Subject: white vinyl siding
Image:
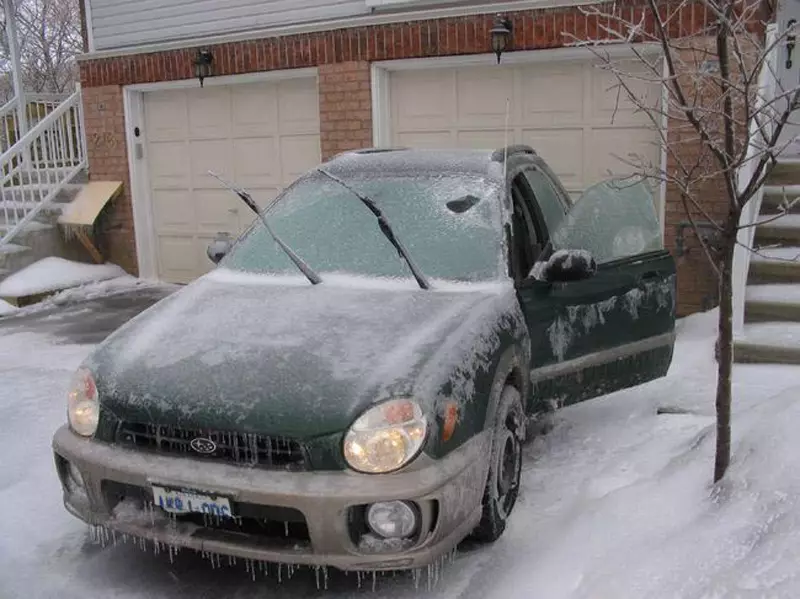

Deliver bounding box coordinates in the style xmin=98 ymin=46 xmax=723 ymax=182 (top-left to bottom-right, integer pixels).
xmin=88 ymin=0 xmax=368 ymax=51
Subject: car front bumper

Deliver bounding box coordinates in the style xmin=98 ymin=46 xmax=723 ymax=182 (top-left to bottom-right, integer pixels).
xmin=52 ymin=426 xmax=490 ymax=571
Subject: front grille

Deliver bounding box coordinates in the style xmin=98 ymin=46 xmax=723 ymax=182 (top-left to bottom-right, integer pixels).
xmin=116 ymin=422 xmax=307 ymax=471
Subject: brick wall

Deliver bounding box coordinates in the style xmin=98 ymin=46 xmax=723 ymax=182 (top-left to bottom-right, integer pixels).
xmin=81 ymin=86 xmax=137 ymax=275
xmin=318 ymin=62 xmax=372 ymax=160
xmin=78 ymin=0 xmax=765 ymax=314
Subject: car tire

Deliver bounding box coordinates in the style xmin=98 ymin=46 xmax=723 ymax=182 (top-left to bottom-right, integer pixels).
xmin=471 ymin=385 xmax=526 ymax=543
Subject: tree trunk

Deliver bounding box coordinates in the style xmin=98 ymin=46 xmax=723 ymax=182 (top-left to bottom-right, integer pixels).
xmin=714 ymin=234 xmax=735 ymax=483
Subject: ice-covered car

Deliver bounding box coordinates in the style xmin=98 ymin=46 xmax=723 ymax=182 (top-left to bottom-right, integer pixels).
xmin=52 ymin=146 xmax=676 ymax=572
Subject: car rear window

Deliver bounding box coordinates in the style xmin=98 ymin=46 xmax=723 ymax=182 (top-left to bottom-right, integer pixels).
xmin=222 ymin=172 xmax=505 ymax=283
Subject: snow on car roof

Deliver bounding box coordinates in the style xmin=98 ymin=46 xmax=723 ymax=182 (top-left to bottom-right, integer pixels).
xmin=324 ymin=148 xmax=498 ymax=179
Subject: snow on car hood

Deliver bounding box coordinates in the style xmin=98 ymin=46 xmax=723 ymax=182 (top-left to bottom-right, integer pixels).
xmin=87 ymin=269 xmax=520 ymax=438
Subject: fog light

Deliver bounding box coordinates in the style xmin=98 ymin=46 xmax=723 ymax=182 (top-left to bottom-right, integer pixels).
xmin=366 ymin=501 xmax=418 ymax=539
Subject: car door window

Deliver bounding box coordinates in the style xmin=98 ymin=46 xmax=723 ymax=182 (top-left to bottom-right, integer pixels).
xmin=522 ymin=168 xmax=568 ymax=235
xmin=550 ymin=178 xmax=662 ymax=264
xmin=510 ymin=174 xmax=541 ymax=279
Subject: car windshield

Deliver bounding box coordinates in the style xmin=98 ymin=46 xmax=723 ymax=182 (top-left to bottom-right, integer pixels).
xmin=222 ymin=172 xmax=505 ymax=282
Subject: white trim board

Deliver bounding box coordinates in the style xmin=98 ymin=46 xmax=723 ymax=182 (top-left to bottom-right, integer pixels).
xmin=124 ymin=68 xmax=319 ymax=280
xmin=80 ymin=0 xmax=597 ymax=60
xmin=371 ymin=46 xmax=668 ymax=231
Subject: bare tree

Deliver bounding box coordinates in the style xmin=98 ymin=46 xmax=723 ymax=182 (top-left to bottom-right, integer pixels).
xmin=0 ymin=0 xmax=82 ymax=101
xmin=566 ymin=0 xmax=799 ymax=482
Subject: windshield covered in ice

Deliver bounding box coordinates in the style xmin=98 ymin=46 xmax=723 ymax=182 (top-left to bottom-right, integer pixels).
xmin=222 ymin=172 xmax=505 ymax=282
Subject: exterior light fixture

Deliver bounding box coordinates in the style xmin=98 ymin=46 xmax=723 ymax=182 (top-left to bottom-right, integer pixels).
xmin=193 ymin=49 xmax=214 ymax=87
xmin=490 ymin=15 xmax=513 ymax=64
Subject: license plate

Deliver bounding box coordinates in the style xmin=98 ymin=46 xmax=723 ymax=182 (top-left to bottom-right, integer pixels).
xmin=152 ymin=485 xmax=233 ymax=519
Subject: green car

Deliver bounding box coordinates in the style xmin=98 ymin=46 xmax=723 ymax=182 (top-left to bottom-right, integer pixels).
xmin=52 ymin=146 xmax=675 ymax=572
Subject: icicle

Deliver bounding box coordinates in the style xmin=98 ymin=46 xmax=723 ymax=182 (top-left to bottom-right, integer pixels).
xmin=284 ymin=521 xmax=289 ymax=537
xmin=357 ymin=570 xmax=362 ymax=589
xmin=112 ymin=530 xmax=117 ymax=546
xmin=315 ymin=566 xmax=320 ymax=590
xmin=277 ymin=563 xmax=282 ymax=583
xmin=372 ymin=571 xmax=377 ymax=592
xmin=251 ymin=560 xmax=256 ymax=582
xmin=323 ymin=566 xmax=329 ymax=590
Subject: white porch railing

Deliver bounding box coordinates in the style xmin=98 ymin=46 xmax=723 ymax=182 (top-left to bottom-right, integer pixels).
xmin=732 ymin=24 xmax=779 ymax=337
xmin=0 ymin=88 xmax=87 ymax=246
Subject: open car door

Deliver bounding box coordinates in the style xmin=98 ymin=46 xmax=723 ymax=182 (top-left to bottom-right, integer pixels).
xmin=519 ymin=177 xmax=676 ymax=411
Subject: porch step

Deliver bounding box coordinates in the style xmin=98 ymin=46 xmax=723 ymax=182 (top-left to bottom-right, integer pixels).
xmin=765 ymin=160 xmax=800 ymax=186
xmin=754 ymin=214 xmax=800 ymax=244
xmin=745 ymin=283 xmax=800 ymax=321
xmin=761 ymin=185 xmax=800 ymax=214
xmin=734 ymin=321 xmax=800 ymax=365
xmin=748 ymin=247 xmax=800 ymax=284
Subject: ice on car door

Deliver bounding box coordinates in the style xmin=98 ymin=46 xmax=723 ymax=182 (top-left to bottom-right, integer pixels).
xmin=529 ymin=177 xmax=677 ymax=408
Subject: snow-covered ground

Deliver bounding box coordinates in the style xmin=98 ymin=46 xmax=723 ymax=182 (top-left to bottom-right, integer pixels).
xmin=0 ymin=257 xmax=127 ymax=298
xmin=1 ymin=309 xmax=800 ymax=598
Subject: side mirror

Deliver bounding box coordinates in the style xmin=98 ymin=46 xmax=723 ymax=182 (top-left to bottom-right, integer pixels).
xmin=207 ymin=232 xmax=233 ymax=265
xmin=532 ymin=249 xmax=597 ymax=283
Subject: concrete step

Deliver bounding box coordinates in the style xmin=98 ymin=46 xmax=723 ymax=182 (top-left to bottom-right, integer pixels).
xmin=0 ymin=243 xmax=33 ymax=277
xmin=745 ymin=283 xmax=800 ymax=322
xmin=734 ymin=321 xmax=800 ymax=364
xmin=765 ymin=159 xmax=800 ymax=186
xmin=748 ymin=247 xmax=800 ymax=284
xmin=754 ymin=213 xmax=800 ymax=245
xmin=761 ymin=185 xmax=800 ymax=214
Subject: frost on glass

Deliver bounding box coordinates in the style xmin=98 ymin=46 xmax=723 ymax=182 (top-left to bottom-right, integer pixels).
xmin=550 ymin=178 xmax=662 ymax=264
xmin=222 ymin=172 xmax=505 ymax=283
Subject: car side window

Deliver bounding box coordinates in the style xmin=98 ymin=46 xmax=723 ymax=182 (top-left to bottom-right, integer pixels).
xmin=522 ymin=167 xmax=568 ymax=235
xmin=551 ymin=178 xmax=663 ymax=264
xmin=510 ymin=174 xmax=542 ymax=279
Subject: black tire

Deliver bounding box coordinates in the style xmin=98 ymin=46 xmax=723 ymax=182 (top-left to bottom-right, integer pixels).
xmin=471 ymin=385 xmax=526 ymax=543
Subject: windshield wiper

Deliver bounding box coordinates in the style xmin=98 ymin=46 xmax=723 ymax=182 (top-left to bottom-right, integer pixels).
xmin=208 ymin=171 xmax=322 ymax=285
xmin=317 ymin=168 xmax=430 ymax=290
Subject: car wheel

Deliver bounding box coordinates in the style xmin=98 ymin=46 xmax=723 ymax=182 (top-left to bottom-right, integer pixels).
xmin=472 ymin=385 xmax=526 ymax=543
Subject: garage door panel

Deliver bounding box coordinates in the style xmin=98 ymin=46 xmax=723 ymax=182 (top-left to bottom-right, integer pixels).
xmin=588 ymin=127 xmax=660 ymax=181
xmin=152 ymin=189 xmax=194 ymax=233
xmin=231 ymin=82 xmax=278 ymax=138
xmin=144 ymin=76 xmax=321 ymax=284
xmin=396 ymin=130 xmax=453 ymax=149
xmin=456 ymin=129 xmax=511 ymax=150
xmin=189 ymin=139 xmax=233 ymax=188
xmin=193 ymin=189 xmax=241 ymax=235
xmin=390 ymin=60 xmax=660 ymax=195
xmin=280 ymin=134 xmax=322 ymax=182
xmin=391 ymin=70 xmax=454 ymax=130
xmin=188 ymin=87 xmax=231 ymax=139
xmin=149 ymin=142 xmax=190 ymax=188
xmin=520 ymin=128 xmax=584 ymax=193
xmin=233 ymin=137 xmax=279 ymax=188
xmin=456 ymin=67 xmax=515 ymax=128
xmin=519 ymin=63 xmax=584 ymax=126
xmin=158 ymin=236 xmax=201 ymax=285
xmin=278 ymin=79 xmax=320 ymax=134
xmin=145 ymin=91 xmax=187 ymax=141
xmin=590 ymin=63 xmax=659 ymax=126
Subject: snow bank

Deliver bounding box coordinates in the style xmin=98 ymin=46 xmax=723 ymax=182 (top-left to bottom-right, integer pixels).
xmin=0 ymin=257 xmax=127 ymax=298
xmin=0 ymin=299 xmax=17 ymax=316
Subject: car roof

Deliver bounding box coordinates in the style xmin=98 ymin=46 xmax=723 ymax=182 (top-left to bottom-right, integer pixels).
xmin=323 ymin=148 xmax=503 ymax=179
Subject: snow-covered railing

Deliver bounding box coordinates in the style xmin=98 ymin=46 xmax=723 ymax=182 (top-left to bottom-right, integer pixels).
xmin=0 ymin=88 xmax=86 ymax=246
xmin=0 ymin=97 xmax=22 ymax=156
xmin=732 ymin=24 xmax=778 ymax=338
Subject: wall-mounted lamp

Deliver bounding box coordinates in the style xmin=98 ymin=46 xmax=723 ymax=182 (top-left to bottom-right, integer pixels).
xmin=491 ymin=15 xmax=513 ymax=64
xmin=193 ymin=49 xmax=214 ymax=87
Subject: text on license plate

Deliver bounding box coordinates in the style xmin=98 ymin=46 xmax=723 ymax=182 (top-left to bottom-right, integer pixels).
xmin=152 ymin=485 xmax=233 ymax=518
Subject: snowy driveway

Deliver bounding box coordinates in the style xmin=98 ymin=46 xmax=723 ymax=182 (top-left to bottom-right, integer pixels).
xmin=2 ymin=305 xmax=800 ymax=598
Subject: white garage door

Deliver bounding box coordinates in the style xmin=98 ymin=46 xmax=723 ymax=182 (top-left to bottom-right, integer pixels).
xmin=144 ymin=77 xmax=321 ymax=283
xmin=389 ymin=59 xmax=660 ymax=198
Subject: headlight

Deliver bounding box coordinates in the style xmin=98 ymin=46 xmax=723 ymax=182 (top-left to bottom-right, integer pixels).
xmin=67 ymin=367 xmax=99 ymax=437
xmin=343 ymin=399 xmax=427 ymax=474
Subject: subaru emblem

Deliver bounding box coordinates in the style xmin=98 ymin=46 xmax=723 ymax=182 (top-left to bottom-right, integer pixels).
xmin=190 ymin=437 xmax=217 ymax=454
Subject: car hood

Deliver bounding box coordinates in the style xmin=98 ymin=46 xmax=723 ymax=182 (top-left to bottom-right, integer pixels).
xmin=88 ymin=269 xmax=516 ymax=439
